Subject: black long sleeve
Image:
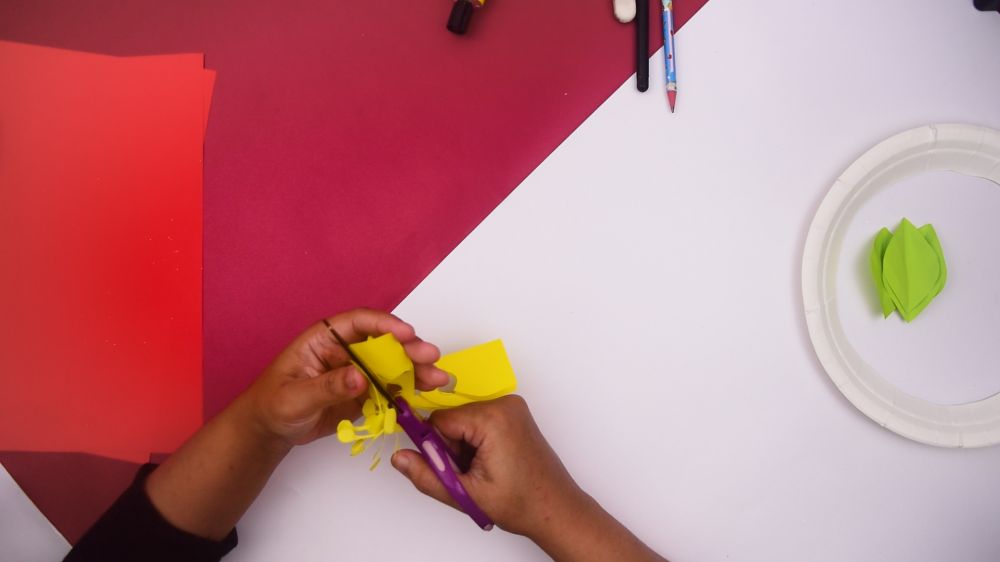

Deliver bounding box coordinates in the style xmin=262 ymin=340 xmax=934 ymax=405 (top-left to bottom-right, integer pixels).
xmin=64 ymin=464 xmax=238 ymax=562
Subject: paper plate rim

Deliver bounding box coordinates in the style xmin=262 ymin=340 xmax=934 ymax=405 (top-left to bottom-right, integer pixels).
xmin=801 ymin=123 xmax=1000 ymax=448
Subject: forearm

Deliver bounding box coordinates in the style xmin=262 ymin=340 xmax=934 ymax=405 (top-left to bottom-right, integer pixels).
xmin=529 ymin=493 xmax=666 ymax=562
xmin=145 ymin=393 xmax=292 ymax=540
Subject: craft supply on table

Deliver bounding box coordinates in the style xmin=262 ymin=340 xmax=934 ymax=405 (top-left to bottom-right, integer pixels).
xmin=636 ymin=0 xmax=649 ymax=91
xmin=447 ymin=0 xmax=485 ymax=35
xmin=870 ymin=218 xmax=947 ymax=322
xmin=0 ymin=40 xmax=214 ymax=463
xmin=613 ymin=0 xmax=636 ymax=22
xmin=802 ymin=123 xmax=1000 ymax=448
xmin=661 ymin=0 xmax=677 ymax=111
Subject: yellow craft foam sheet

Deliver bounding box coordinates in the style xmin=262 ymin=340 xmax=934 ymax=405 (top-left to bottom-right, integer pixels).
xmin=230 ymin=3 xmax=1000 ymax=561
xmin=336 ymin=335 xmax=517 ymax=468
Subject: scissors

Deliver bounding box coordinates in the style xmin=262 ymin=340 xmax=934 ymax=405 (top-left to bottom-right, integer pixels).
xmin=324 ymin=320 xmax=494 ymax=530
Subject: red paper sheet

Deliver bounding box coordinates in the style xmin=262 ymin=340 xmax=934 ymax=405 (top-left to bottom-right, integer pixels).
xmin=0 ymin=41 xmax=211 ymax=462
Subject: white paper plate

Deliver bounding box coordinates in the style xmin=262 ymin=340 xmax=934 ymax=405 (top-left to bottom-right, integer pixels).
xmin=802 ymin=124 xmax=1000 ymax=448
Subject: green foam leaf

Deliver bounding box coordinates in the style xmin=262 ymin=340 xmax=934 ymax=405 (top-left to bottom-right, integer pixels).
xmin=874 ymin=218 xmax=947 ymax=322
xmin=869 ymin=227 xmax=895 ymax=317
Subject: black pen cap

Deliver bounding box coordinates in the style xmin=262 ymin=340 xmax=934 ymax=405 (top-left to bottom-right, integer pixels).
xmin=447 ymin=0 xmax=474 ymax=35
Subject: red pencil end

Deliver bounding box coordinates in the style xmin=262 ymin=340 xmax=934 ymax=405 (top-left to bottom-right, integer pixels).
xmin=667 ymin=90 xmax=676 ymax=113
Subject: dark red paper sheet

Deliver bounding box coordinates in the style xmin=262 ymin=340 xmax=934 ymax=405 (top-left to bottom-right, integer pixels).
xmin=0 ymin=41 xmax=208 ymax=462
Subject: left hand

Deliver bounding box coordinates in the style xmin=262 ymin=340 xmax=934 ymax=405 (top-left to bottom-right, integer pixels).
xmin=241 ymin=308 xmax=448 ymax=446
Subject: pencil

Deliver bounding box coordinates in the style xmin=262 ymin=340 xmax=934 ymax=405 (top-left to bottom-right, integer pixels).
xmin=661 ymin=0 xmax=677 ymax=112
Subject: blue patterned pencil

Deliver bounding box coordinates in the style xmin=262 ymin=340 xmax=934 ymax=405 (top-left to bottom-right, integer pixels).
xmin=662 ymin=0 xmax=677 ymax=112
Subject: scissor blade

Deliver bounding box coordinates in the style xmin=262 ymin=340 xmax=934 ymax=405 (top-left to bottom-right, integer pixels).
xmin=323 ymin=320 xmax=397 ymax=406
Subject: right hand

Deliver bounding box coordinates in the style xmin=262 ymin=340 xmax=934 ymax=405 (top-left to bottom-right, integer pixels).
xmin=390 ymin=395 xmax=589 ymax=538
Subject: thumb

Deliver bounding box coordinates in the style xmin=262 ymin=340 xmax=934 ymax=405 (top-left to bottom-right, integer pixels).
xmin=391 ymin=450 xmax=462 ymax=510
xmin=281 ymin=365 xmax=367 ymax=418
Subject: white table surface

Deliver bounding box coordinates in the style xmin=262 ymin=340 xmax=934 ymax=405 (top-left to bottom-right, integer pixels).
xmin=229 ymin=1 xmax=1000 ymax=560
xmin=10 ymin=0 xmax=999 ymax=560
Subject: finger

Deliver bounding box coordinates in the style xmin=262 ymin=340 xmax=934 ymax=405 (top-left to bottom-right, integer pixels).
xmin=414 ymin=364 xmax=450 ymax=391
xmin=428 ymin=405 xmax=489 ymax=448
xmin=427 ymin=395 xmax=526 ymax=448
xmin=278 ymin=365 xmax=368 ymax=421
xmin=302 ymin=310 xmax=418 ymax=372
xmin=391 ymin=450 xmax=461 ymax=510
xmin=327 ymin=308 xmax=418 ymax=344
xmin=613 ymin=0 xmax=636 ymax=23
xmin=402 ymin=339 xmax=440 ymax=364
xmin=404 ymin=339 xmax=448 ymax=390
xmin=320 ymin=309 xmax=448 ymax=388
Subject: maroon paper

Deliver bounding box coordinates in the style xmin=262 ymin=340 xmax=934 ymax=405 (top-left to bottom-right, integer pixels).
xmin=0 ymin=452 xmax=141 ymax=544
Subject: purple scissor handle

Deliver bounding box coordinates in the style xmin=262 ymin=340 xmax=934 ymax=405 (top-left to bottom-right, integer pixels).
xmin=393 ymin=396 xmax=494 ymax=530
xmin=323 ymin=320 xmax=494 ymax=530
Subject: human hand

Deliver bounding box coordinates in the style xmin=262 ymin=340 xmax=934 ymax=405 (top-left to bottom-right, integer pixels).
xmin=391 ymin=396 xmax=666 ymax=561
xmin=390 ymin=395 xmax=589 ymax=538
xmin=240 ymin=308 xmax=449 ymax=447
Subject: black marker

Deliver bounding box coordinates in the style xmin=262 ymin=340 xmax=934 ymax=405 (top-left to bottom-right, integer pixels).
xmin=636 ymin=0 xmax=649 ymax=92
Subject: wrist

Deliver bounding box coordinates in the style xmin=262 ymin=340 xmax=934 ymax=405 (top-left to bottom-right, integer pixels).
xmin=523 ymin=485 xmax=604 ymax=549
xmin=228 ymin=393 xmax=295 ymax=457
xmin=525 ymin=490 xmax=664 ymax=562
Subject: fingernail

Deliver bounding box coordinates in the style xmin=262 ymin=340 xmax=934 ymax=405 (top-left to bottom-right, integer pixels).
xmin=345 ymin=367 xmax=360 ymax=391
xmin=440 ymin=372 xmax=457 ymax=392
xmin=392 ymin=453 xmax=409 ymax=473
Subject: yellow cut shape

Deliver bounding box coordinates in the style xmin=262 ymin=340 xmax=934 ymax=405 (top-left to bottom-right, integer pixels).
xmin=361 ymin=399 xmax=376 ymax=418
xmin=370 ymin=386 xmax=400 ymax=434
xmin=336 ymin=420 xmax=356 ymax=443
xmin=383 ymin=408 xmax=397 ymax=435
xmin=408 ymin=391 xmax=476 ymax=409
xmin=434 ymin=340 xmax=517 ymax=397
xmin=403 ymin=393 xmax=453 ymax=410
xmin=352 ymin=335 xmax=416 ymax=408
xmin=342 ymin=333 xmax=517 ymax=469
xmin=350 ymin=334 xmax=414 ymax=383
xmin=407 ymin=340 xmax=517 ymax=411
xmin=361 ymin=417 xmax=381 ymax=435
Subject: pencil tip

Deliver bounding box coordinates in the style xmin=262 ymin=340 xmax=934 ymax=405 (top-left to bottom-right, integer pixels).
xmin=667 ymin=90 xmax=676 ymax=112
